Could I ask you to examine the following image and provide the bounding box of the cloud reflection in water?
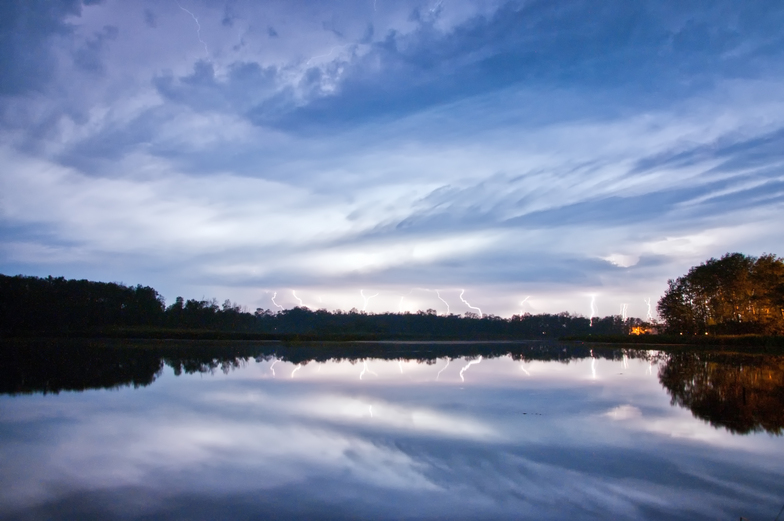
[0,355,782,520]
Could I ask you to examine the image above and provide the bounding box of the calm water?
[1,342,782,520]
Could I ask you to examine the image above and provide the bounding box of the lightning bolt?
[622,354,628,369]
[436,358,450,380]
[368,405,373,417]
[520,295,531,315]
[360,289,379,312]
[398,296,405,313]
[291,364,302,378]
[644,298,654,320]
[620,303,628,320]
[359,360,377,380]
[435,290,450,315]
[174,0,209,56]
[459,289,482,317]
[520,363,531,376]
[270,359,278,377]
[305,45,348,66]
[271,292,283,310]
[459,356,482,382]
[589,295,597,325]
[398,360,404,373]
[292,290,307,308]
[590,349,596,379]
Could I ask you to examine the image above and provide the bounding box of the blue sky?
[1,0,783,317]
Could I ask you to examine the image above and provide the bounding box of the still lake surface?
[1,341,782,520]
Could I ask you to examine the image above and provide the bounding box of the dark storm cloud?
[256,0,784,133]
[154,59,279,113]
[73,24,118,74]
[0,0,82,95]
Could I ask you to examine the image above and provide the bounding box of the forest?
[657,253,784,335]
[0,274,642,339]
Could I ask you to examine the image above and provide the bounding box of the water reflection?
[660,352,784,435]
[1,340,783,520]
[6,341,784,435]
[2,339,783,436]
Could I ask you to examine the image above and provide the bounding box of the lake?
[1,341,782,520]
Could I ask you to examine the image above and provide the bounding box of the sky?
[1,0,783,318]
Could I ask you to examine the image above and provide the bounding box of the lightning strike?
[305,45,347,66]
[520,296,531,315]
[291,364,302,378]
[589,295,597,326]
[644,298,654,320]
[435,290,450,315]
[174,0,209,56]
[622,354,628,369]
[620,303,628,320]
[590,349,596,379]
[369,405,373,417]
[270,359,278,377]
[398,360,404,373]
[360,289,379,312]
[520,364,531,376]
[359,360,377,380]
[271,292,283,310]
[459,356,483,382]
[398,296,405,313]
[459,289,483,317]
[292,290,307,308]
[436,358,450,381]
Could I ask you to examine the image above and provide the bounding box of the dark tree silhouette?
[0,274,645,339]
[0,275,166,334]
[657,253,784,335]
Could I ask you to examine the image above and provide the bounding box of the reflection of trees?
[0,340,262,395]
[1,340,164,394]
[3,340,641,394]
[659,353,784,435]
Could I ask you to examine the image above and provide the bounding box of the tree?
[657,253,784,335]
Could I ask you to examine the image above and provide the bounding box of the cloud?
[1,0,784,314]
[0,0,82,95]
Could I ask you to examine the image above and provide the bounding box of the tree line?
[657,252,784,335]
[3,251,781,339]
[0,274,645,339]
